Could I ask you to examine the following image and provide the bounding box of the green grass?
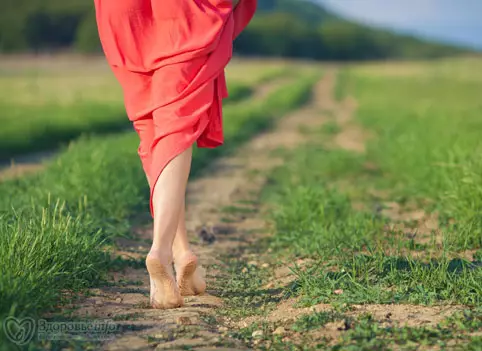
[0,81,254,162]
[0,73,319,349]
[217,260,274,319]
[247,59,482,349]
[291,311,346,332]
[351,69,482,250]
[263,145,481,307]
[224,82,255,103]
[316,309,482,351]
[0,57,295,161]
[233,308,482,350]
[331,309,482,351]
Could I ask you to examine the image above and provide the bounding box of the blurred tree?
[75,12,102,53]
[0,0,470,59]
[25,10,81,51]
[319,22,387,60]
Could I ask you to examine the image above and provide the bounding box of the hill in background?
[236,0,469,59]
[257,0,336,23]
[0,0,472,60]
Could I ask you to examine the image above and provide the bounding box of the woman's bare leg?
[146,146,193,309]
[172,200,207,296]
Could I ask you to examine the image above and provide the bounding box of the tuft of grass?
[295,254,481,306]
[334,68,350,101]
[320,121,341,135]
[292,311,346,332]
[224,82,254,104]
[217,261,273,319]
[0,202,109,317]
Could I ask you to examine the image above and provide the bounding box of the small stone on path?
[176,316,192,325]
[197,227,216,244]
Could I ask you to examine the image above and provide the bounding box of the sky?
[318,0,482,49]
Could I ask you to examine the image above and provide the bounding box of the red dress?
[93,0,257,215]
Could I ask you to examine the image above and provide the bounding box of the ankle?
[147,248,173,265]
[173,249,196,264]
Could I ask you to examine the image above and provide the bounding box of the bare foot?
[145,254,183,309]
[174,252,207,296]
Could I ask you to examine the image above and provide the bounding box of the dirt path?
[0,150,56,181]
[67,71,336,350]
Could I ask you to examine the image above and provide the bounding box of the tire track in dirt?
[66,71,336,350]
[333,95,366,153]
[0,150,55,181]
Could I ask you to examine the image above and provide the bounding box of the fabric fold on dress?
[94,0,257,215]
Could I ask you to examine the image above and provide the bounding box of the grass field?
[0,56,292,161]
[0,56,319,349]
[1,56,481,350]
[224,58,482,350]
